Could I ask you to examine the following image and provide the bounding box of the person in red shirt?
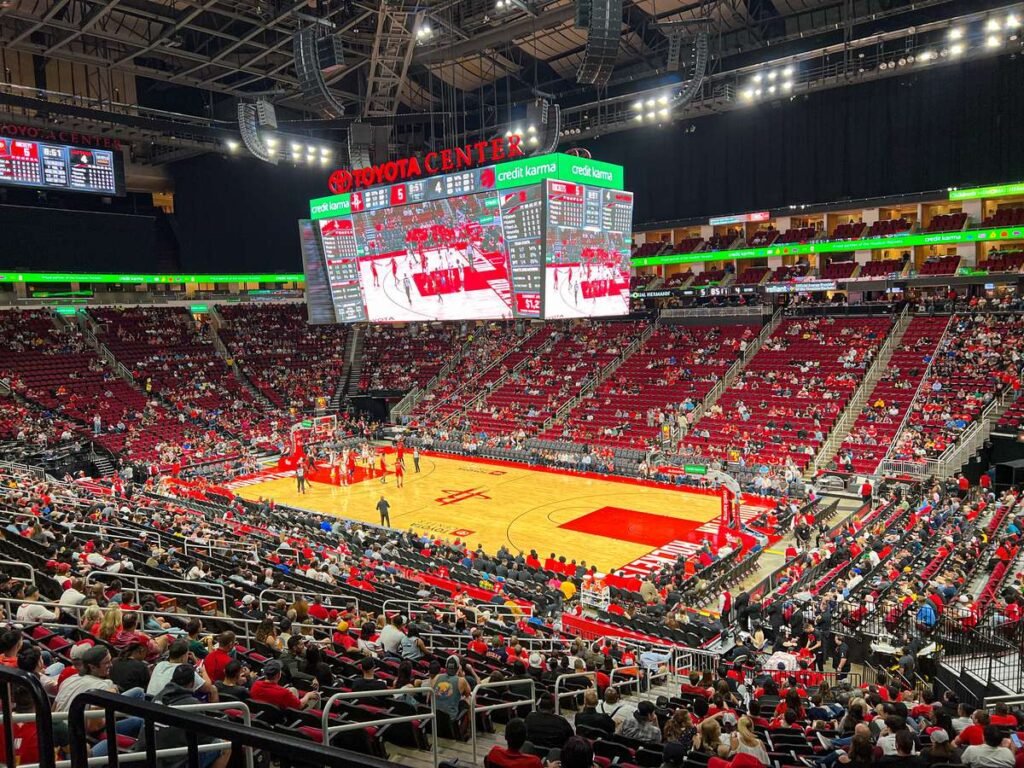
[989,703,1018,727]
[333,621,357,651]
[250,660,319,710]
[395,460,404,488]
[680,671,711,697]
[307,600,330,622]
[467,629,488,657]
[953,710,989,747]
[202,632,237,684]
[486,717,542,768]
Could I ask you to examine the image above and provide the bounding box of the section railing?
[68,689,396,768]
[811,304,910,473]
[470,678,537,764]
[320,687,438,768]
[874,314,954,475]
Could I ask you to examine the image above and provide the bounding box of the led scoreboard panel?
[544,180,634,320]
[303,153,629,322]
[0,135,124,196]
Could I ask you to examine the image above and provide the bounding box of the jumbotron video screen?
[303,155,633,322]
[545,180,634,320]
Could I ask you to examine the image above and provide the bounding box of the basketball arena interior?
[3,1,1024,767]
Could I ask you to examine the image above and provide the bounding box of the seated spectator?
[919,729,959,765]
[250,659,319,710]
[877,730,923,767]
[215,660,251,702]
[486,717,542,768]
[350,656,387,691]
[139,664,232,768]
[620,700,661,743]
[961,726,1015,768]
[525,693,575,750]
[574,689,615,735]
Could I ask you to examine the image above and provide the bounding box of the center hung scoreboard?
[300,152,633,323]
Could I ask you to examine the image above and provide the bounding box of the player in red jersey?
[395,460,404,488]
[379,453,387,484]
[370,260,379,287]
[346,452,356,485]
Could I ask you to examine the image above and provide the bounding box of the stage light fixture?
[752,73,762,83]
[291,142,301,152]
[754,88,762,96]
[948,27,963,40]
[742,89,754,100]
[657,95,669,105]
[529,135,539,145]
[634,114,643,121]
[767,71,777,81]
[265,135,279,148]
[898,57,907,66]
[1008,14,1021,29]
[528,124,537,133]
[988,18,1002,32]
[987,34,1002,47]
[907,54,915,63]
[782,66,794,76]
[888,60,896,68]
[321,148,331,156]
[226,140,239,152]
[632,101,643,110]
[645,98,655,107]
[659,108,669,117]
[782,80,793,91]
[646,111,656,120]
[767,85,775,94]
[951,42,965,55]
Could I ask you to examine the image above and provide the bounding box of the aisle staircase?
[810,306,912,473]
[336,325,364,405]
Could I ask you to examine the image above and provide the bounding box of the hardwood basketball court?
[233,453,723,573]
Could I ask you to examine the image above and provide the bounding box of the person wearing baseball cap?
[250,659,319,710]
[620,700,661,744]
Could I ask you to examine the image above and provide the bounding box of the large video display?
[0,135,124,196]
[302,154,632,322]
[544,181,633,320]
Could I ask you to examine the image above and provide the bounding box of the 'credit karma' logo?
[497,161,557,184]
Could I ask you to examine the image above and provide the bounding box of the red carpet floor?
[558,506,705,547]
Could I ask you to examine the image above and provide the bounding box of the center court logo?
[435,487,491,505]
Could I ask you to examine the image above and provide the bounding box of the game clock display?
[0,135,123,196]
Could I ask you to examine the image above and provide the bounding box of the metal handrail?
[552,671,596,715]
[381,598,532,620]
[470,678,537,764]
[259,587,359,615]
[84,573,228,614]
[874,313,954,474]
[320,686,438,768]
[0,597,323,646]
[0,559,36,585]
[68,689,394,768]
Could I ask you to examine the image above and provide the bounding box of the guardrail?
[552,671,596,715]
[382,598,531,621]
[320,687,438,767]
[256,587,358,616]
[68,689,394,768]
[86,571,227,614]
[874,313,953,475]
[470,678,537,764]
[812,304,910,473]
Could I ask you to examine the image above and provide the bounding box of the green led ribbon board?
[0,272,304,284]
[949,182,1024,201]
[632,227,1024,267]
